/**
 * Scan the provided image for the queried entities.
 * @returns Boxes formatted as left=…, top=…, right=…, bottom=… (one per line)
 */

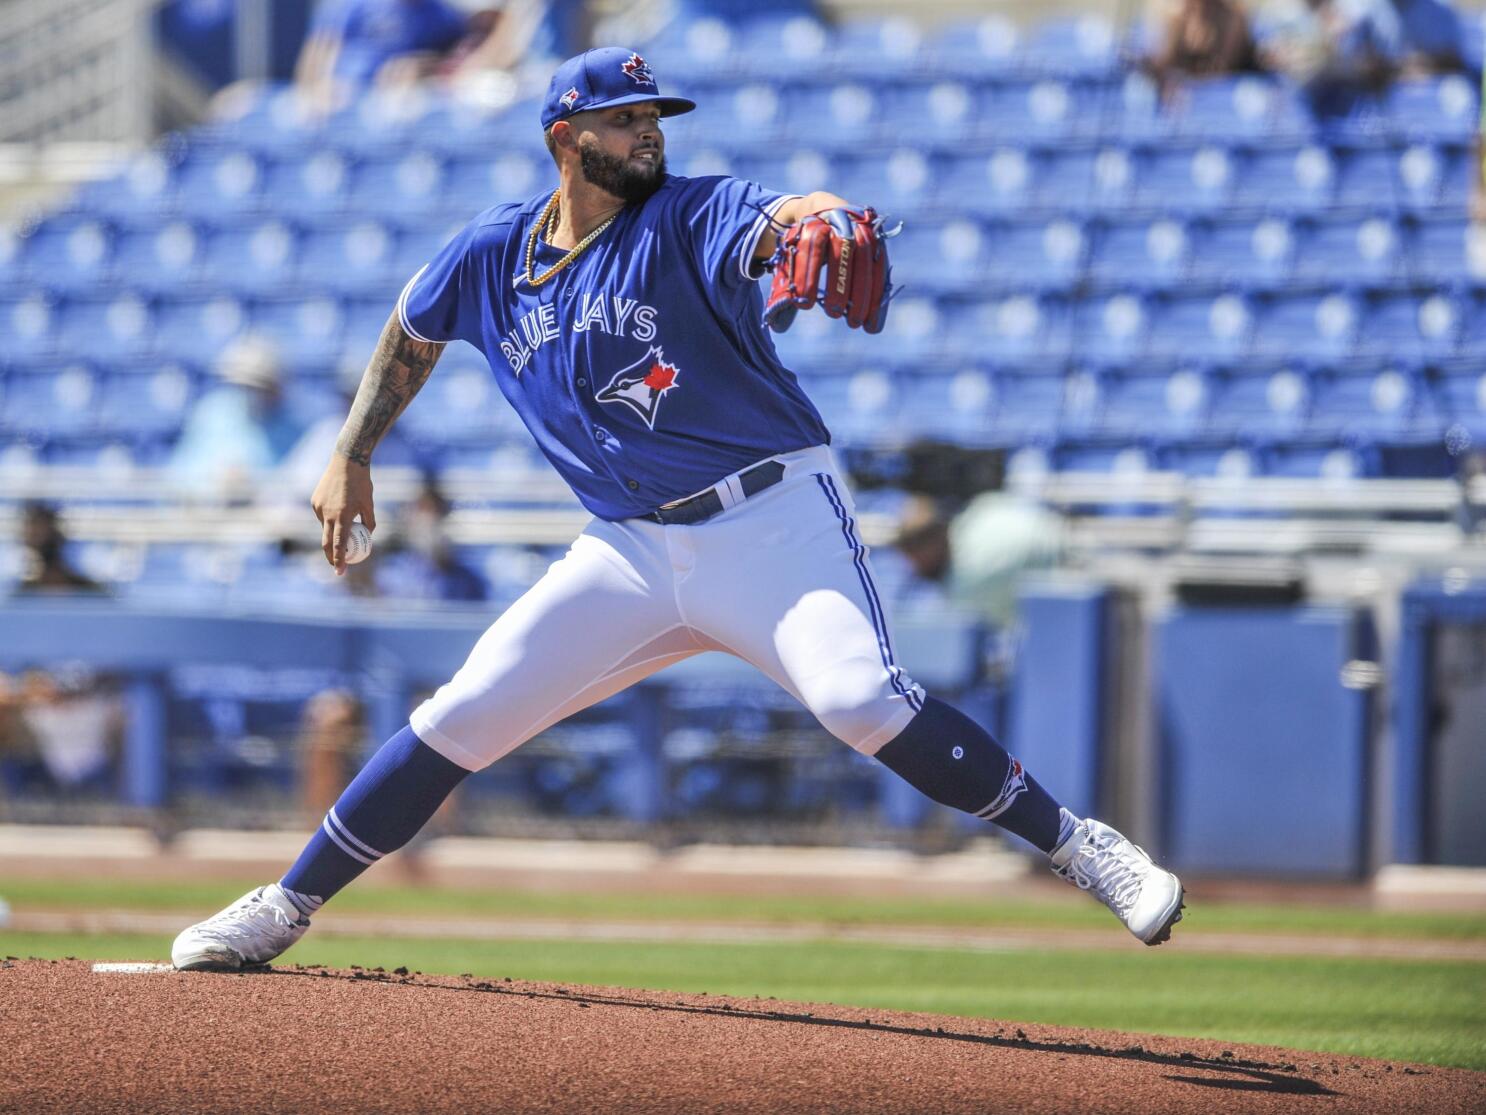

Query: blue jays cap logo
left=596, top=345, right=680, bottom=428
left=560, top=87, right=580, bottom=111
left=621, top=53, right=656, bottom=89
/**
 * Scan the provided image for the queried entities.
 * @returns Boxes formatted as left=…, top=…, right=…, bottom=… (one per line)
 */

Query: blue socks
left=874, top=696, right=1075, bottom=853
left=279, top=725, right=469, bottom=917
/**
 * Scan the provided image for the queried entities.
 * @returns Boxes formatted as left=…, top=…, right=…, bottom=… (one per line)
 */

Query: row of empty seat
left=5, top=211, right=1477, bottom=297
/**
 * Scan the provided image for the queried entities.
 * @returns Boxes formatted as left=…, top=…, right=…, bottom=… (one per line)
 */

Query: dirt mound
left=2, top=959, right=1482, bottom=1114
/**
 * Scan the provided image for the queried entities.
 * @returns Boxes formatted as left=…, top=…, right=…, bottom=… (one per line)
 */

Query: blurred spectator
left=375, top=477, right=488, bottom=602
left=1345, top=0, right=1468, bottom=75
left=894, top=492, right=1065, bottom=629
left=170, top=336, right=305, bottom=502
left=299, top=689, right=366, bottom=820
left=296, top=0, right=471, bottom=107
left=0, top=669, right=122, bottom=797
left=16, top=503, right=105, bottom=595
left=1148, top=0, right=1262, bottom=92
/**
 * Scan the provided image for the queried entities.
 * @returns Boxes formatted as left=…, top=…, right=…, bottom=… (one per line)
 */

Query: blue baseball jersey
left=397, top=175, right=831, bottom=521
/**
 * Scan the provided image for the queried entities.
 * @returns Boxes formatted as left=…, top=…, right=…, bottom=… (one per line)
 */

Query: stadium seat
left=1094, top=364, right=1208, bottom=437
left=1384, top=75, right=1479, bottom=143
left=1333, top=145, right=1400, bottom=210
left=875, top=79, right=982, bottom=145
left=989, top=79, right=1086, bottom=141
left=1250, top=291, right=1359, bottom=361
left=897, top=366, right=997, bottom=443
left=260, top=151, right=353, bottom=219
left=1290, top=215, right=1403, bottom=287
left=11, top=215, right=113, bottom=293
left=1435, top=362, right=1486, bottom=437
left=248, top=295, right=344, bottom=364
left=938, top=148, right=1043, bottom=215
left=830, top=17, right=928, bottom=77
left=346, top=151, right=446, bottom=218
left=832, top=149, right=937, bottom=217
left=985, top=370, right=1066, bottom=439
left=70, top=149, right=179, bottom=219
left=948, top=293, right=1073, bottom=361
left=1231, top=143, right=1336, bottom=213
left=891, top=217, right=991, bottom=295
left=152, top=293, right=248, bottom=363
left=1039, top=146, right=1136, bottom=213
left=1146, top=292, right=1252, bottom=362
left=0, top=360, right=98, bottom=438
left=297, top=219, right=400, bottom=294
left=1154, top=439, right=1257, bottom=478
left=55, top=293, right=154, bottom=360
left=799, top=366, right=899, bottom=445
left=174, top=149, right=265, bottom=218
left=928, top=16, right=1021, bottom=78
left=1087, top=217, right=1191, bottom=288
left=1306, top=363, right=1437, bottom=438
left=1206, top=365, right=1309, bottom=437
left=1396, top=142, right=1470, bottom=212
left=1262, top=440, right=1370, bottom=479
left=735, top=15, right=833, bottom=79
left=1186, top=217, right=1293, bottom=287
left=1051, top=439, right=1152, bottom=474
left=1132, top=144, right=1237, bottom=214
left=201, top=217, right=300, bottom=294
left=95, top=361, right=199, bottom=440
left=1168, top=76, right=1283, bottom=141
left=1073, top=292, right=1149, bottom=361
left=1019, top=15, right=1118, bottom=78
left=1408, top=216, right=1474, bottom=285
left=111, top=217, right=206, bottom=293
left=1357, top=290, right=1460, bottom=360
left=982, top=218, right=1086, bottom=291
left=790, top=82, right=884, bottom=147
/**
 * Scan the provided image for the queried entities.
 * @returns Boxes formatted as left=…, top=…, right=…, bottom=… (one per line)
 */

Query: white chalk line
left=91, top=962, right=174, bottom=973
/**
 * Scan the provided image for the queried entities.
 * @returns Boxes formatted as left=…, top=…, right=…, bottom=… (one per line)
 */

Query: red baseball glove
left=762, top=207, right=896, bottom=334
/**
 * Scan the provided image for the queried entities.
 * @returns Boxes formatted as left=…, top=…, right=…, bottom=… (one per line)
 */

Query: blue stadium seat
left=1132, top=144, right=1237, bottom=213
left=789, top=82, right=884, bottom=147
left=830, top=17, right=928, bottom=78
left=297, top=219, right=399, bottom=294
left=1095, top=364, right=1209, bottom=437
left=0, top=291, right=57, bottom=358
left=12, top=215, right=113, bottom=292
left=1147, top=292, right=1252, bottom=362
left=928, top=16, right=1021, bottom=78
left=1290, top=215, right=1403, bottom=287
left=1396, top=142, right=1470, bottom=211
left=346, top=151, right=446, bottom=218
left=982, top=218, right=1086, bottom=291
left=1186, top=217, right=1293, bottom=287
left=1262, top=440, right=1371, bottom=479
left=875, top=79, right=981, bottom=145
left=891, top=217, right=990, bottom=295
left=735, top=15, right=833, bottom=80
left=111, top=217, right=206, bottom=293
left=1073, top=292, right=1149, bottom=361
left=152, top=293, right=248, bottom=363
left=1051, top=439, right=1153, bottom=474
left=1436, top=362, right=1486, bottom=437
left=260, top=151, right=353, bottom=219
left=0, top=360, right=98, bottom=438
left=1333, top=145, right=1400, bottom=210
left=1109, top=73, right=1166, bottom=141
left=990, top=79, right=1089, bottom=141
left=1154, top=439, right=1257, bottom=478
left=95, top=361, right=199, bottom=440
left=1231, top=143, right=1336, bottom=213
left=1460, top=290, right=1486, bottom=356
left=1250, top=291, right=1358, bottom=361
left=642, top=17, right=740, bottom=83
left=985, top=369, right=1066, bottom=439
left=388, top=217, right=460, bottom=284
left=1206, top=365, right=1309, bottom=437
left=323, top=88, right=442, bottom=157
left=1040, top=146, right=1136, bottom=213
left=206, top=86, right=334, bottom=156
left=1407, top=216, right=1472, bottom=284
left=897, top=366, right=997, bottom=443
left=799, top=366, right=899, bottom=445
left=340, top=294, right=398, bottom=355
left=1168, top=76, right=1285, bottom=141
left=938, top=148, right=1044, bottom=215
left=248, top=295, right=344, bottom=363
left=948, top=293, right=1073, bottom=360
left=1019, top=15, right=1118, bottom=78
left=69, top=150, right=179, bottom=219
left=399, top=364, right=510, bottom=444
left=55, top=293, right=154, bottom=360
left=173, top=149, right=265, bottom=218
left=1357, top=290, right=1460, bottom=360
left=832, top=149, right=937, bottom=217
left=1384, top=75, right=1478, bottom=143
left=1307, top=363, right=1440, bottom=439
left=1087, top=217, right=1191, bottom=288
left=201, top=217, right=301, bottom=294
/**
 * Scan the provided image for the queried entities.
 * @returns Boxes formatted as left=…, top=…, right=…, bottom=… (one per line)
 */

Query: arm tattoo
left=335, top=312, right=444, bottom=466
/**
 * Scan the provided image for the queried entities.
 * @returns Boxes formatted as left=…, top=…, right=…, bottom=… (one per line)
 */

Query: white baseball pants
left=410, top=444, right=926, bottom=770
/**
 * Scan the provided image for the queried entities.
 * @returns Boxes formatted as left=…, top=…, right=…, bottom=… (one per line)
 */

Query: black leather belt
left=643, top=460, right=787, bottom=525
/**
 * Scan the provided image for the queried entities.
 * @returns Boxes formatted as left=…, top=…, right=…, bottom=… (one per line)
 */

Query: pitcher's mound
left=3, top=959, right=1482, bottom=1114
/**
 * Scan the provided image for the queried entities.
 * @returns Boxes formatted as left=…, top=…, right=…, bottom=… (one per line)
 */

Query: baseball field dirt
left=3, top=959, right=1483, bottom=1114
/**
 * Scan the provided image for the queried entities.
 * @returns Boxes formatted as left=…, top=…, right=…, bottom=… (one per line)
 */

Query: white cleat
left=171, top=884, right=310, bottom=971
left=1051, top=818, right=1185, bottom=945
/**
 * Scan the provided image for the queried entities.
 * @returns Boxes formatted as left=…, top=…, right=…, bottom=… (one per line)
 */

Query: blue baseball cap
left=540, top=47, right=696, bottom=131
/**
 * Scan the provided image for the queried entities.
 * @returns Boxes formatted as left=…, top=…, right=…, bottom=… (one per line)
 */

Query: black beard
left=579, top=142, right=666, bottom=204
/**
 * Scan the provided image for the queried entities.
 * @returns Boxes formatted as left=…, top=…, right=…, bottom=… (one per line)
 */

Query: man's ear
left=551, top=118, right=581, bottom=153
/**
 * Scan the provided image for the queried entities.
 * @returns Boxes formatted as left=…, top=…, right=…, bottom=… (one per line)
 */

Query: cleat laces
left=1058, top=830, right=1149, bottom=920
left=195, top=891, right=303, bottom=952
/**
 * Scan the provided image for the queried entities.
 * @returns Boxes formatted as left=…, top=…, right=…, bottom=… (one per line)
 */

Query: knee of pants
left=801, top=669, right=912, bottom=753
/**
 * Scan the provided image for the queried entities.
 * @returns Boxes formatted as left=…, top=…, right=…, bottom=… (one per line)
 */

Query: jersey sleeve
left=676, top=177, right=801, bottom=292
left=396, top=213, right=505, bottom=346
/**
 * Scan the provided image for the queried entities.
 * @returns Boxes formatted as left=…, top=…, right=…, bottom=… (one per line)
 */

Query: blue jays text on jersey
left=396, top=174, right=832, bottom=521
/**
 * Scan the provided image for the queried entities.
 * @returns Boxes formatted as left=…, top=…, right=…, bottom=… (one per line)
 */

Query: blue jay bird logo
left=595, top=345, right=680, bottom=428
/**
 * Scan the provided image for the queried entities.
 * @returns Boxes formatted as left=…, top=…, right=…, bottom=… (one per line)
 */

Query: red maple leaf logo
left=621, top=53, right=655, bottom=87
left=643, top=360, right=677, bottom=391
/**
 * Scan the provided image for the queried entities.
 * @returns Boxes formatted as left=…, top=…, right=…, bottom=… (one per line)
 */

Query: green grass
left=3, top=875, right=1483, bottom=940
left=6, top=929, right=1483, bottom=1071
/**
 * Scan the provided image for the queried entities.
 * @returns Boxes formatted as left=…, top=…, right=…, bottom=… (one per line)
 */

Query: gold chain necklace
left=522, top=189, right=619, bottom=289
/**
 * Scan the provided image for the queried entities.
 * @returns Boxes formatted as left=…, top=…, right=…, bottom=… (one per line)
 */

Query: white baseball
left=344, top=521, right=373, bottom=565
